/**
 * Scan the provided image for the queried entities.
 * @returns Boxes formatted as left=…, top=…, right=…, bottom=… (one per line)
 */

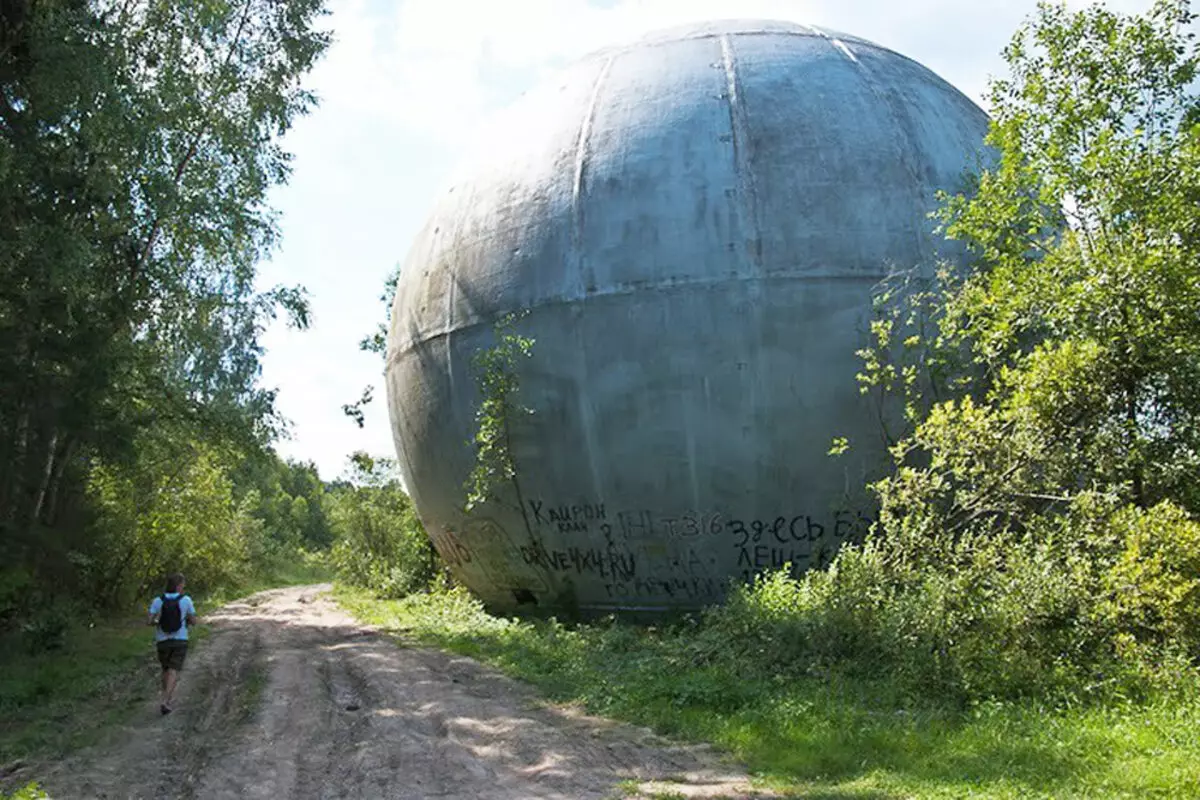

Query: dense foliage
left=83, top=446, right=335, bottom=606
left=328, top=453, right=437, bottom=598
left=794, top=0, right=1200, bottom=703
left=232, top=454, right=334, bottom=551
left=0, top=0, right=332, bottom=629
left=335, top=267, right=443, bottom=598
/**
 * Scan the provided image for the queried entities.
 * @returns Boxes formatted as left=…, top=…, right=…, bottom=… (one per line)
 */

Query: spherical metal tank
left=386, top=19, right=989, bottom=614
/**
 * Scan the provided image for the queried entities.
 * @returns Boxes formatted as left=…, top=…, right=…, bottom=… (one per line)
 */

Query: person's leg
left=160, top=641, right=187, bottom=713
left=157, top=644, right=172, bottom=713
left=163, top=668, right=179, bottom=709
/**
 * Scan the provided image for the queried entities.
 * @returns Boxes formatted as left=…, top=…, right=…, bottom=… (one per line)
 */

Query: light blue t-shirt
left=149, top=593, right=196, bottom=642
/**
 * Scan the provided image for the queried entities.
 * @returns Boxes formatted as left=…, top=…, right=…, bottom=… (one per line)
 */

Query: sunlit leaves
left=328, top=453, right=436, bottom=597
left=0, top=0, right=330, bottom=616
left=0, top=0, right=330, bottom=536
left=865, top=0, right=1200, bottom=530
left=464, top=314, right=535, bottom=513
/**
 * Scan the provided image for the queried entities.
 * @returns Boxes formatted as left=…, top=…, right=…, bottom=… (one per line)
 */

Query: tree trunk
left=43, top=437, right=76, bottom=526
left=30, top=429, right=59, bottom=526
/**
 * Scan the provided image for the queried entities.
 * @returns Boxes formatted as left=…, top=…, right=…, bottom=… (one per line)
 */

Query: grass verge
left=335, top=583, right=1200, bottom=799
left=0, top=616, right=174, bottom=769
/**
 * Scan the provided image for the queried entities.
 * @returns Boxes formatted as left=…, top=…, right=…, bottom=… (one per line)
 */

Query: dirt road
left=38, top=585, right=768, bottom=799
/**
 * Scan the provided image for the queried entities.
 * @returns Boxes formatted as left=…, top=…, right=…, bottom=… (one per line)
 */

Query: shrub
left=795, top=0, right=1200, bottom=706
left=699, top=495, right=1200, bottom=705
left=1095, top=502, right=1200, bottom=658
left=327, top=455, right=437, bottom=598
left=0, top=784, right=47, bottom=800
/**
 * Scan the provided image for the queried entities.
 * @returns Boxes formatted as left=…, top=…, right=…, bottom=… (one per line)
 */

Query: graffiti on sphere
left=444, top=496, right=876, bottom=604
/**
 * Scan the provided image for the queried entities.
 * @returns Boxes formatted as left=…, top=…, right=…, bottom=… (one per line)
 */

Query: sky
left=254, top=0, right=1152, bottom=482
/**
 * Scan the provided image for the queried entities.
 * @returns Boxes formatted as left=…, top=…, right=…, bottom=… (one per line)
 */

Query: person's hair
left=165, top=573, right=185, bottom=593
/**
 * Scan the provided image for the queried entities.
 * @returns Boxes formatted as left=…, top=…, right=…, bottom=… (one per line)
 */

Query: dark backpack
left=159, top=595, right=184, bottom=634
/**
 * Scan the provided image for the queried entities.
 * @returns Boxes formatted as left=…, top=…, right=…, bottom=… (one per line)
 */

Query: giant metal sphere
left=386, top=19, right=989, bottom=614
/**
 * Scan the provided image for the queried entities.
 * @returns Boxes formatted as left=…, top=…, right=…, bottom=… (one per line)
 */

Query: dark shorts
left=156, top=639, right=188, bottom=671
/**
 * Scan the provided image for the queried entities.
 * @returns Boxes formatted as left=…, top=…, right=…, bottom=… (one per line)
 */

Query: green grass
left=0, top=614, right=172, bottom=766
left=335, top=583, right=1200, bottom=799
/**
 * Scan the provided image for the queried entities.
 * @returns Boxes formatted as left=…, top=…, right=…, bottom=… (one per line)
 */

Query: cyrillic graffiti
left=603, top=576, right=724, bottom=601
left=448, top=499, right=877, bottom=601
left=725, top=510, right=872, bottom=548
left=428, top=529, right=472, bottom=567
left=728, top=510, right=872, bottom=577
left=518, top=541, right=636, bottom=581
left=528, top=500, right=607, bottom=527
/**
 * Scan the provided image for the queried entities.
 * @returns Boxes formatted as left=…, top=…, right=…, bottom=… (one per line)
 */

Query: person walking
left=148, top=572, right=197, bottom=715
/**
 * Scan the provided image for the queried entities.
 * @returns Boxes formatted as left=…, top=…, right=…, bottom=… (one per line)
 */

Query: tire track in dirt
left=163, top=622, right=265, bottom=800
left=38, top=585, right=774, bottom=799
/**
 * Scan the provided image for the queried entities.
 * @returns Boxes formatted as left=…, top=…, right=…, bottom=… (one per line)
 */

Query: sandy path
left=38, top=585, right=770, bottom=799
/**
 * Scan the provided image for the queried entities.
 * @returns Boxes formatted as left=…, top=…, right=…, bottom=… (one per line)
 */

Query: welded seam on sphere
left=388, top=269, right=898, bottom=363
left=572, top=55, right=616, bottom=295
left=719, top=35, right=764, bottom=272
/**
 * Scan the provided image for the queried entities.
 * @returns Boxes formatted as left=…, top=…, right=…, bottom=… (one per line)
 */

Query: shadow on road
left=37, top=585, right=772, bottom=800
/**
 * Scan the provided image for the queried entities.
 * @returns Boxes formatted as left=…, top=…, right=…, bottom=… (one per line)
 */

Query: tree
left=823, top=1, right=1200, bottom=693
left=86, top=436, right=258, bottom=607
left=866, top=0, right=1200, bottom=540
left=230, top=452, right=334, bottom=549
left=0, top=0, right=329, bottom=556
